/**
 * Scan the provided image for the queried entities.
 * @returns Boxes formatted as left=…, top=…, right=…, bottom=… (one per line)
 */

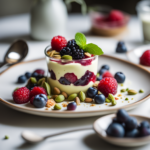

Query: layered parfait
left=45, top=33, right=103, bottom=95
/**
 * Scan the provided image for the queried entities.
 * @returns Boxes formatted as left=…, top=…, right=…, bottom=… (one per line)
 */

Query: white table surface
left=0, top=14, right=150, bottom=150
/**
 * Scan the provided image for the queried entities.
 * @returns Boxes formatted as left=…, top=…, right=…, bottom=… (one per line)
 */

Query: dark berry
left=116, top=109, right=129, bottom=123
left=25, top=72, right=31, bottom=79
left=106, top=123, right=125, bottom=137
left=87, top=87, right=98, bottom=98
left=33, top=94, right=47, bottom=108
left=126, top=117, right=138, bottom=130
left=112, top=118, right=118, bottom=123
left=94, top=94, right=105, bottom=104
left=99, top=69, right=107, bottom=75
left=67, top=102, right=77, bottom=110
left=59, top=77, right=71, bottom=85
left=34, top=69, right=45, bottom=75
left=101, top=65, right=109, bottom=70
left=139, top=127, right=150, bottom=137
left=49, top=70, right=56, bottom=80
left=116, top=41, right=127, bottom=53
left=125, top=129, right=139, bottom=138
left=114, top=72, right=126, bottom=83
left=97, top=75, right=102, bottom=81
left=32, top=72, right=44, bottom=81
left=139, top=121, right=150, bottom=130
left=18, top=75, right=27, bottom=83
left=26, top=83, right=38, bottom=90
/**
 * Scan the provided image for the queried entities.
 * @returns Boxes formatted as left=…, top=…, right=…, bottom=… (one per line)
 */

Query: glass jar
left=45, top=46, right=98, bottom=95
left=136, top=0, right=150, bottom=43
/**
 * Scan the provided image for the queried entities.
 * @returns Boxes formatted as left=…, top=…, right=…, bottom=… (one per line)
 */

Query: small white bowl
left=127, top=44, right=150, bottom=71
left=93, top=114, right=150, bottom=147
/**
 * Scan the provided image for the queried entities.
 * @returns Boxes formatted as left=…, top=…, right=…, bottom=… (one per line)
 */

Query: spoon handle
left=0, top=62, right=8, bottom=73
left=43, top=127, right=92, bottom=139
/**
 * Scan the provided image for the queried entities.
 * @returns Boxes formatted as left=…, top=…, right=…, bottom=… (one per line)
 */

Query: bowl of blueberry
left=93, top=109, right=150, bottom=147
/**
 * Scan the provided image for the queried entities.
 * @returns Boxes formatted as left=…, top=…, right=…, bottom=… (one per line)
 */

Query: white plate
left=127, top=44, right=150, bottom=71
left=93, top=114, right=150, bottom=147
left=0, top=55, right=150, bottom=118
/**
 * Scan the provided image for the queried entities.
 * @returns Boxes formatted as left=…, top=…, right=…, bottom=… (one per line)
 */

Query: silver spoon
left=22, top=127, right=92, bottom=143
left=0, top=39, right=28, bottom=72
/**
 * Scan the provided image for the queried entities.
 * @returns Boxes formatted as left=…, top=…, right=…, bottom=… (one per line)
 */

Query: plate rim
left=0, top=54, right=150, bottom=114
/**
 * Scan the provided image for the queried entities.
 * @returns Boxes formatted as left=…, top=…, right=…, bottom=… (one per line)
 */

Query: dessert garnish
left=140, top=50, right=150, bottom=66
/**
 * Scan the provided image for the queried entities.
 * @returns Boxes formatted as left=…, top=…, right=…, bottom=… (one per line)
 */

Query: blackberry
left=60, top=39, right=85, bottom=60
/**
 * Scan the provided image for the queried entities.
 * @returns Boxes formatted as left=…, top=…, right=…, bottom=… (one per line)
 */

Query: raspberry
left=98, top=77, right=118, bottom=97
left=102, top=71, right=113, bottom=78
left=13, top=87, right=30, bottom=104
left=33, top=69, right=45, bottom=75
left=64, top=73, right=78, bottom=83
left=108, top=10, right=124, bottom=21
left=140, top=50, right=150, bottom=66
left=30, top=96, right=35, bottom=105
left=51, top=36, right=67, bottom=52
left=30, top=87, right=47, bottom=99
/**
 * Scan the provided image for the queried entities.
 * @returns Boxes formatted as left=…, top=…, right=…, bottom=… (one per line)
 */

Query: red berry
left=102, top=71, right=113, bottom=78
left=34, top=69, right=45, bottom=75
left=51, top=36, right=67, bottom=52
left=64, top=73, right=78, bottom=83
left=140, top=50, right=150, bottom=66
left=30, top=96, right=35, bottom=105
left=108, top=10, right=124, bottom=21
left=98, top=77, right=118, bottom=97
left=13, top=87, right=30, bottom=104
left=30, top=87, right=47, bottom=98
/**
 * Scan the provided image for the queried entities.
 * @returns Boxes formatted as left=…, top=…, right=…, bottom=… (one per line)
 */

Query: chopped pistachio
left=126, top=88, right=129, bottom=91
left=120, top=89, right=126, bottom=93
left=139, top=89, right=144, bottom=93
left=4, top=135, right=9, bottom=139
left=125, top=98, right=129, bottom=101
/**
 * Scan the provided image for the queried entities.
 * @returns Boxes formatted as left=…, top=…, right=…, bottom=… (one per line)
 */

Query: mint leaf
left=75, top=32, right=86, bottom=49
left=84, top=43, right=104, bottom=55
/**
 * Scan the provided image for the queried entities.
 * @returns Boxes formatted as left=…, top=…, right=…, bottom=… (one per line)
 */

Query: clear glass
left=136, top=0, right=150, bottom=43
left=44, top=46, right=98, bottom=95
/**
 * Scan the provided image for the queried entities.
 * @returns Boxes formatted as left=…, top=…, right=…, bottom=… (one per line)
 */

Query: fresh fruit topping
left=114, top=72, right=125, bottom=83
left=98, top=77, right=118, bottom=97
left=106, top=123, right=125, bottom=137
left=126, top=117, right=138, bottom=130
left=60, top=39, right=85, bottom=59
left=102, top=71, right=113, bottom=78
left=87, top=87, right=98, bottom=98
left=26, top=83, right=38, bottom=91
left=140, top=50, right=150, bottom=66
left=139, top=128, right=150, bottom=137
left=51, top=36, right=67, bottom=52
left=125, top=129, right=139, bottom=138
left=25, top=72, right=31, bottom=79
left=30, top=87, right=47, bottom=98
left=139, top=121, right=150, bottom=130
left=94, top=94, right=105, bottom=104
left=101, top=64, right=110, bottom=70
left=116, top=41, right=127, bottom=53
left=33, top=69, right=45, bottom=75
left=30, top=96, right=35, bottom=104
left=31, top=72, right=44, bottom=81
left=97, top=75, right=102, bottom=81
left=49, top=70, right=56, bottom=80
left=64, top=73, right=78, bottom=83
left=108, top=10, right=124, bottom=21
left=99, top=68, right=107, bottom=75
left=33, top=94, right=47, bottom=108
left=117, top=109, right=129, bottom=123
left=59, top=77, right=71, bottom=85
left=75, top=70, right=96, bottom=86
left=67, top=102, right=77, bottom=110
left=75, top=33, right=103, bottom=55
left=18, top=75, right=27, bottom=83
left=13, top=87, right=30, bottom=104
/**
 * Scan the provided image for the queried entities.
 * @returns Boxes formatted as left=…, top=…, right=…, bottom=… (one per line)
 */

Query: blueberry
left=59, top=77, right=71, bottom=85
left=67, top=102, right=77, bottom=110
left=114, top=72, right=126, bottom=83
left=99, top=69, right=107, bottom=75
left=97, top=75, right=102, bottom=81
left=139, top=121, right=150, bottom=130
left=33, top=94, right=47, bottom=108
left=31, top=72, right=44, bottom=81
left=106, top=123, right=125, bottom=137
left=113, top=118, right=118, bottom=123
left=125, top=129, right=139, bottom=137
left=117, top=109, right=129, bottom=123
left=139, top=127, right=150, bottom=137
left=101, top=65, right=109, bottom=70
left=87, top=87, right=98, bottom=98
left=116, top=41, right=127, bottom=53
left=18, top=75, right=27, bottom=83
left=32, top=72, right=38, bottom=78
left=126, top=117, right=138, bottom=130
left=94, top=94, right=105, bottom=104
left=26, top=83, right=38, bottom=90
left=25, top=72, right=31, bottom=79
